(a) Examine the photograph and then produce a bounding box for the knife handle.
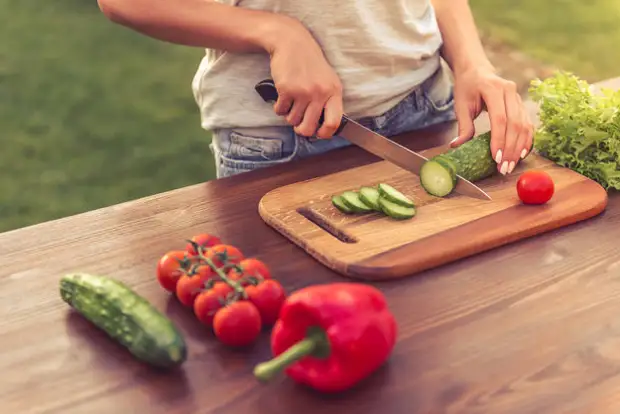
[254,79,347,137]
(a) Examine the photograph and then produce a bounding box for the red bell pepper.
[253,282,398,393]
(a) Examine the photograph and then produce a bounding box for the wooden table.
[2,77,620,414]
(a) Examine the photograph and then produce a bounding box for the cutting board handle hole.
[296,207,358,244]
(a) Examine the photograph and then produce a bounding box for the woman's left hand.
[450,65,534,175]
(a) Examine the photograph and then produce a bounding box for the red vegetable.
[175,265,214,307]
[156,250,191,293]
[245,279,286,326]
[206,244,245,268]
[213,301,262,347]
[186,233,222,256]
[517,170,555,205]
[193,281,234,327]
[253,283,398,393]
[228,258,272,285]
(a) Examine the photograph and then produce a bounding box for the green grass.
[0,0,214,232]
[1,0,618,232]
[471,0,620,82]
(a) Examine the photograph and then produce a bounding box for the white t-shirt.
[191,0,443,130]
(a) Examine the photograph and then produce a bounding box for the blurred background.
[1,0,618,233]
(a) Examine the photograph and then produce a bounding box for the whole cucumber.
[443,131,497,182]
[60,273,187,368]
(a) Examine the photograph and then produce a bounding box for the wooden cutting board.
[258,150,608,280]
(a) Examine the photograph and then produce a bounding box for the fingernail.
[450,136,459,143]
[508,161,515,174]
[520,149,527,159]
[495,149,503,164]
[500,161,508,175]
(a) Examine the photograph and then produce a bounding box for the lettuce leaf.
[528,71,620,190]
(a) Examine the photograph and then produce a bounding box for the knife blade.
[254,79,491,201]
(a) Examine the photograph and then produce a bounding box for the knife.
[254,79,491,201]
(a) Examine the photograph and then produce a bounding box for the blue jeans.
[210,65,456,179]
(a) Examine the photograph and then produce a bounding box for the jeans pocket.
[421,65,455,113]
[365,94,416,132]
[211,127,299,178]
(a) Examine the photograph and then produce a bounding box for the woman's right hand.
[97,1,343,139]
[267,18,344,139]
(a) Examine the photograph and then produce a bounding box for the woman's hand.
[450,65,534,176]
[268,18,344,139]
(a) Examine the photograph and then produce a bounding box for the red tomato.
[213,301,262,347]
[156,250,190,293]
[245,279,286,326]
[175,265,215,307]
[193,281,234,327]
[228,258,271,285]
[517,170,555,205]
[186,233,222,256]
[206,244,245,268]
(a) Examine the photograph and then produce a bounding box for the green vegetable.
[377,183,415,208]
[529,71,620,190]
[331,184,415,220]
[340,191,373,213]
[331,195,354,214]
[432,155,458,180]
[60,273,187,368]
[418,131,497,197]
[379,197,416,219]
[358,186,382,211]
[420,159,457,197]
[441,131,497,182]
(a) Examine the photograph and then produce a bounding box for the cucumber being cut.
[420,132,496,197]
[331,194,354,214]
[60,273,188,368]
[441,131,496,182]
[340,191,374,213]
[432,155,457,181]
[420,159,456,197]
[379,197,416,220]
[358,186,382,211]
[377,183,415,208]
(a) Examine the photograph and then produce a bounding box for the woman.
[97,0,533,178]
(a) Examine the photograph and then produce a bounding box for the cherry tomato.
[228,258,272,285]
[517,170,555,205]
[213,301,262,347]
[206,244,244,269]
[193,281,234,327]
[186,233,222,256]
[175,265,215,307]
[156,250,190,293]
[245,279,286,326]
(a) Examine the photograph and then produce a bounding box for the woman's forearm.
[97,0,297,54]
[431,0,494,74]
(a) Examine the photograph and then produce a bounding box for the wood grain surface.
[1,77,619,414]
[259,153,607,280]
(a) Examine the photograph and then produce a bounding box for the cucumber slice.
[340,191,373,213]
[358,187,382,211]
[379,197,416,220]
[331,195,354,214]
[420,159,456,197]
[377,183,415,208]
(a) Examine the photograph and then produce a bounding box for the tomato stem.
[196,247,247,299]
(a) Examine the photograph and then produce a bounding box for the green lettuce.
[528,71,620,190]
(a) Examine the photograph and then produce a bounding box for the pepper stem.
[253,327,330,382]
